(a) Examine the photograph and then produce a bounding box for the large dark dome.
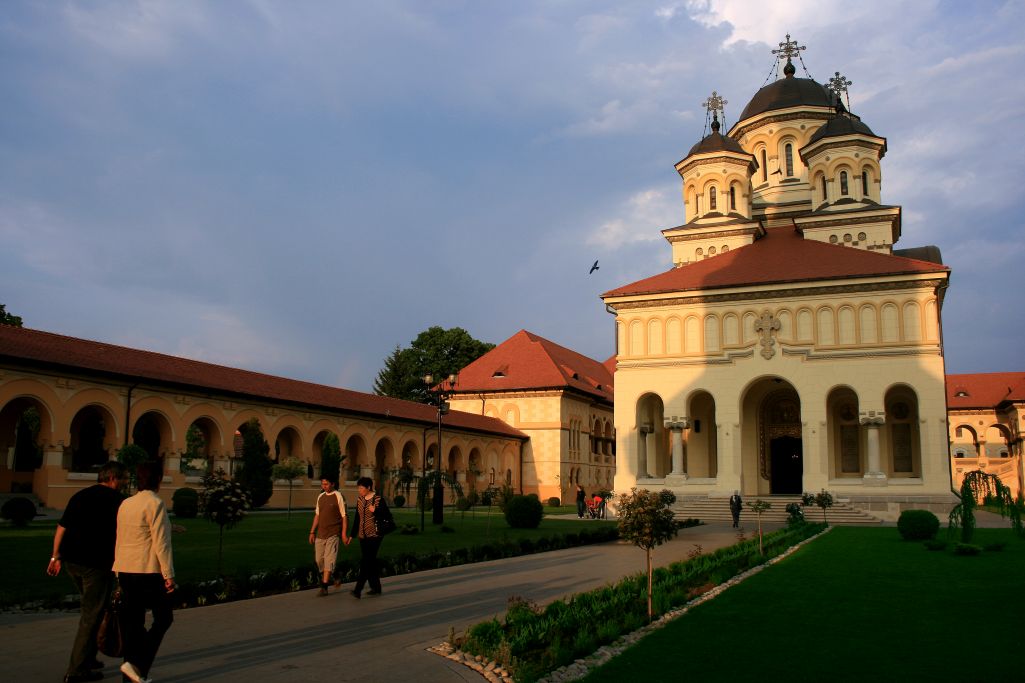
[807,112,877,144]
[738,73,834,122]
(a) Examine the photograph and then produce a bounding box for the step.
[671,496,882,526]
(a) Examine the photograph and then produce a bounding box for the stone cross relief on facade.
[754,310,781,359]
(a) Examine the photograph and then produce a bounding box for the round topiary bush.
[547,496,561,507]
[393,494,405,508]
[897,509,940,540]
[504,494,543,529]
[1,496,37,526]
[172,487,199,518]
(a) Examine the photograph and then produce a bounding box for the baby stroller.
[586,495,605,519]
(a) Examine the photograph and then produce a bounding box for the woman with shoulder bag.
[349,477,386,599]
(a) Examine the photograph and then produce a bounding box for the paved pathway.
[0,520,776,682]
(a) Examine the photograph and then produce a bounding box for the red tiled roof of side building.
[0,326,527,440]
[602,226,949,299]
[947,372,1025,409]
[453,330,614,403]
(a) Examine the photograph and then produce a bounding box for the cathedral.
[602,37,955,519]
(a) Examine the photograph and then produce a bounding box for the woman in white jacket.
[113,461,175,683]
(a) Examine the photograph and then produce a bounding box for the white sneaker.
[120,662,152,683]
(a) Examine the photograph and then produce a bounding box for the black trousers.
[118,573,173,678]
[354,536,383,594]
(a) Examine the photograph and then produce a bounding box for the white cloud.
[62,0,211,61]
[587,187,681,248]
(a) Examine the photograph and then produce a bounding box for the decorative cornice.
[800,137,886,161]
[676,153,757,177]
[729,109,833,142]
[611,278,948,311]
[663,226,761,242]
[796,211,899,230]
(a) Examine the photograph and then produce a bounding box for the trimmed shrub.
[547,497,561,507]
[897,509,939,540]
[1,496,36,526]
[393,494,405,508]
[953,542,982,556]
[923,539,947,551]
[504,495,544,529]
[172,487,199,518]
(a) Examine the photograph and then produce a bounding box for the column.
[665,416,689,476]
[637,423,651,479]
[861,409,886,485]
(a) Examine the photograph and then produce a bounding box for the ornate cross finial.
[772,33,806,62]
[827,71,853,111]
[702,90,728,118]
[753,310,781,359]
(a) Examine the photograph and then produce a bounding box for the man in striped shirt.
[308,477,349,596]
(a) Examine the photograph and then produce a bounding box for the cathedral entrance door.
[770,436,803,494]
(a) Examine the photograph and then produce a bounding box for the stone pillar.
[664,417,689,476]
[861,410,887,486]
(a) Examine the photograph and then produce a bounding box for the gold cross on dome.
[702,90,728,117]
[772,33,806,62]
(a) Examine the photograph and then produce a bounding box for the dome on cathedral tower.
[737,60,834,122]
[686,116,746,157]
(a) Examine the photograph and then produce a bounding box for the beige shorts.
[315,536,340,573]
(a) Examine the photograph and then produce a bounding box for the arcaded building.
[602,43,954,519]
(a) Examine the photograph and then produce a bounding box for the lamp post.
[424,372,458,525]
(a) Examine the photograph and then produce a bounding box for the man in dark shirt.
[47,461,127,683]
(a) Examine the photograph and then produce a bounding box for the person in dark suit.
[729,491,743,528]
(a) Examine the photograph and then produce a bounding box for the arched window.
[729,186,736,211]
[709,186,717,211]
[861,171,869,196]
[784,143,794,176]
[761,149,767,182]
[840,171,849,196]
[820,175,827,200]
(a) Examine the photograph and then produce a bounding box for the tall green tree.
[0,304,23,327]
[233,418,273,508]
[320,433,342,483]
[616,488,679,621]
[373,326,495,403]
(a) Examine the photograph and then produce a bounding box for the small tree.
[200,469,251,574]
[116,443,151,491]
[320,433,343,483]
[183,424,207,474]
[747,499,772,555]
[949,470,1023,543]
[271,456,307,519]
[616,488,679,621]
[0,303,23,327]
[233,418,273,508]
[812,489,834,524]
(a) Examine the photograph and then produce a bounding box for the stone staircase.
[672,494,883,526]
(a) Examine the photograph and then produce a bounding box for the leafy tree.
[373,326,495,403]
[319,433,342,482]
[201,468,251,574]
[183,424,207,473]
[233,418,273,508]
[616,488,679,621]
[949,470,1023,543]
[811,490,834,524]
[747,499,772,555]
[0,304,22,327]
[117,443,151,491]
[271,456,307,518]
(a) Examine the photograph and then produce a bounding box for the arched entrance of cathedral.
[761,387,803,494]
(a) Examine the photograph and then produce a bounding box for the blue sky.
[2,1,1023,392]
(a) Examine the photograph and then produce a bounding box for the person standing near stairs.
[729,491,743,528]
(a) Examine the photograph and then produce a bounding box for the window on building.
[730,186,737,211]
[709,186,717,211]
[862,171,869,196]
[821,176,827,200]
[840,171,849,195]
[761,149,767,182]
[784,144,794,176]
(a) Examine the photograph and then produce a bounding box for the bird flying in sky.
[589,260,599,274]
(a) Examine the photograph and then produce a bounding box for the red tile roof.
[452,330,613,403]
[602,226,949,298]
[0,326,526,439]
[947,372,1025,409]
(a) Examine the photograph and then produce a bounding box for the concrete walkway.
[0,520,776,682]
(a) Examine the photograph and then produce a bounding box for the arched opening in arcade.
[70,405,117,473]
[132,410,171,463]
[635,393,667,478]
[741,377,803,495]
[0,397,50,492]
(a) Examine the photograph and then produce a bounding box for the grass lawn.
[580,527,1025,683]
[1,507,613,607]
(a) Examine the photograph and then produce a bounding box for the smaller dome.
[807,111,877,145]
[686,117,746,157]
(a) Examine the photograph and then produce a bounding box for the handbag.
[97,583,123,658]
[373,497,397,535]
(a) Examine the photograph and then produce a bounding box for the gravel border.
[429,526,834,683]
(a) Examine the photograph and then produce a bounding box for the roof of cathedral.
[947,372,1025,409]
[0,325,527,439]
[452,329,613,403]
[602,226,949,299]
[685,117,748,157]
[738,72,834,122]
[807,110,879,145]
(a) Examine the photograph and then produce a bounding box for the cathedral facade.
[603,43,954,519]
